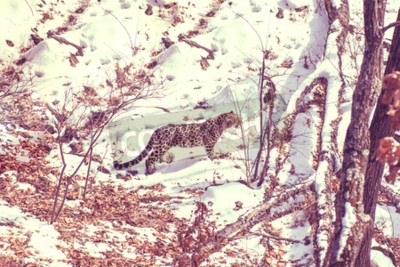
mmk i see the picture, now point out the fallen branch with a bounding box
[301,77,335,267]
[313,151,335,267]
[252,232,303,244]
[64,152,101,164]
[179,181,314,266]
[48,31,84,57]
[179,37,215,60]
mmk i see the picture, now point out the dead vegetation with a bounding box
[1,1,400,266]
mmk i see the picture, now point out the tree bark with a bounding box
[328,1,386,266]
[357,8,400,266]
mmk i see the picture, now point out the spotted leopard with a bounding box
[113,111,241,174]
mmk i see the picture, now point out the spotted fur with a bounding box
[113,111,241,174]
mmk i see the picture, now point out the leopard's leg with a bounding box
[145,160,156,175]
[205,142,218,160]
[145,145,170,175]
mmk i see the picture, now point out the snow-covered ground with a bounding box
[0,0,399,266]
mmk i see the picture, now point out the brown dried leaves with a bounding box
[377,72,400,183]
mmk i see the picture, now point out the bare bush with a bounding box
[47,63,164,223]
[0,64,33,100]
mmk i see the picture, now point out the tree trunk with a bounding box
[356,8,400,266]
[327,1,386,266]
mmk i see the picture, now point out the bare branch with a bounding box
[383,21,400,33]
[380,183,400,211]
[23,0,34,16]
[49,63,164,223]
[50,134,67,224]
[371,246,397,266]
[102,9,135,56]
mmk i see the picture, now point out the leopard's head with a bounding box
[222,111,242,129]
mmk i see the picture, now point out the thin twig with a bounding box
[230,7,271,184]
[103,9,134,55]
[54,124,104,221]
[24,0,34,16]
[258,78,276,186]
[83,146,93,199]
[229,9,265,52]
[251,54,267,182]
[50,65,163,222]
[50,136,67,224]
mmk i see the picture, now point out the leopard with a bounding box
[113,111,241,175]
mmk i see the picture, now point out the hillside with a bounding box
[0,0,400,266]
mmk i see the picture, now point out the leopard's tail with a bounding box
[113,138,154,170]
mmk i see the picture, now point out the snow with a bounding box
[338,202,357,259]
[314,160,331,254]
[371,249,396,267]
[0,200,69,267]
[0,0,399,266]
[201,182,263,224]
[376,204,400,238]
[0,1,37,57]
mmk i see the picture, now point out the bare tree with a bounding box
[327,0,387,266]
[231,11,277,186]
[356,8,400,266]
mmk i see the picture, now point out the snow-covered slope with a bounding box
[0,0,399,266]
